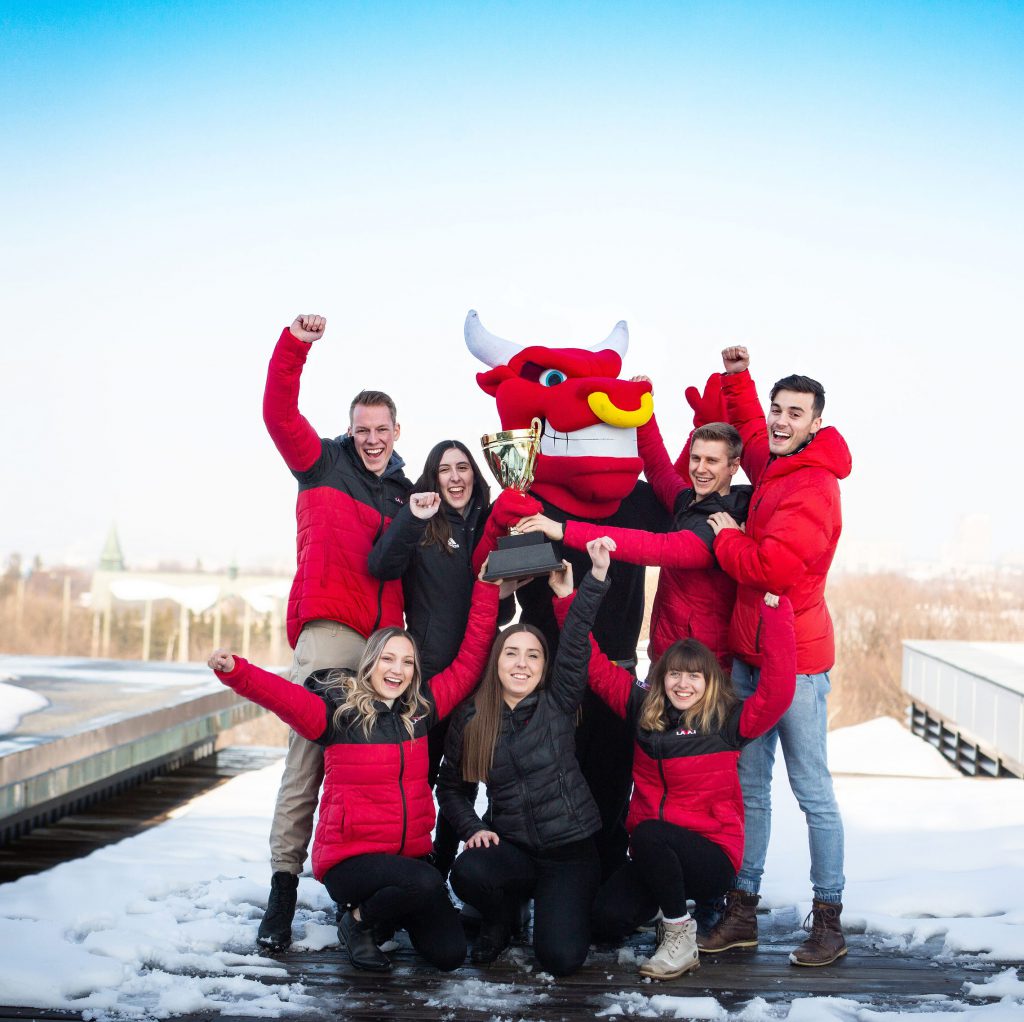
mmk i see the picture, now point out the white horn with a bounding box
[464,310,523,368]
[593,320,629,358]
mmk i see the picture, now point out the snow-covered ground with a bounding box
[0,717,1021,1020]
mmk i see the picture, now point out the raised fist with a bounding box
[721,346,750,375]
[208,649,236,673]
[290,315,326,344]
[409,492,442,520]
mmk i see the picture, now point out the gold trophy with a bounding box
[480,417,564,582]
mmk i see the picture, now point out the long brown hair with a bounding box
[321,627,429,740]
[460,623,549,782]
[414,440,490,553]
[638,639,736,734]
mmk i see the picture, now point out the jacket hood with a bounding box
[766,426,851,482]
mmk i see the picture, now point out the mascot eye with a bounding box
[539,369,567,387]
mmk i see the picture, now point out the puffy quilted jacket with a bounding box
[263,328,413,648]
[215,582,499,879]
[436,574,605,853]
[557,574,796,871]
[715,370,852,674]
[562,415,751,667]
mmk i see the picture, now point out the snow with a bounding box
[0,718,1020,1019]
[0,679,49,732]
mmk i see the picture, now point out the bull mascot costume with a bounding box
[466,310,671,876]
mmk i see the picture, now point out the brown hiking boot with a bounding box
[789,900,847,966]
[697,889,759,952]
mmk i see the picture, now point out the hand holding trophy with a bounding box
[480,417,565,582]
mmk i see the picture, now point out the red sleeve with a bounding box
[721,370,771,485]
[714,479,838,593]
[215,657,328,741]
[552,590,632,719]
[430,582,500,718]
[471,490,543,574]
[564,519,713,570]
[637,415,687,513]
[262,328,322,473]
[738,597,796,738]
[671,434,693,487]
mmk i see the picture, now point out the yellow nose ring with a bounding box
[587,391,654,428]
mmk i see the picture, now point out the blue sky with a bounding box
[2,1,1022,570]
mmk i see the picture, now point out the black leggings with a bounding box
[593,819,735,939]
[323,853,466,971]
[450,837,600,977]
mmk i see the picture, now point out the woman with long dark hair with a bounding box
[555,539,796,980]
[207,567,502,973]
[436,542,613,977]
[369,439,513,876]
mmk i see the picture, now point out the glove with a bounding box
[684,373,726,427]
[490,488,543,530]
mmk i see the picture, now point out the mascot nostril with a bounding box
[466,310,673,880]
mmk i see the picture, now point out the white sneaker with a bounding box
[639,918,700,980]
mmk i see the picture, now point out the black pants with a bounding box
[323,853,466,971]
[450,837,600,977]
[593,819,736,940]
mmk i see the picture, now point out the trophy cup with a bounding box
[480,417,564,582]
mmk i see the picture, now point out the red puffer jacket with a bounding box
[561,415,749,667]
[264,328,412,647]
[556,576,795,871]
[216,582,499,879]
[715,370,852,674]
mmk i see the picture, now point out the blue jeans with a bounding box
[731,659,845,903]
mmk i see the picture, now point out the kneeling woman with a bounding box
[207,571,501,973]
[556,539,796,980]
[437,545,611,977]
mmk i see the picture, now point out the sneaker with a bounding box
[789,900,847,967]
[639,918,700,980]
[697,889,759,952]
[470,917,511,964]
[337,910,392,972]
[256,872,298,953]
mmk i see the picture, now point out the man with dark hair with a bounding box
[257,314,412,951]
[702,345,852,967]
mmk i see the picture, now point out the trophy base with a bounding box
[482,532,564,582]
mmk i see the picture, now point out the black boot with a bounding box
[257,872,298,952]
[338,910,392,972]
[471,917,511,964]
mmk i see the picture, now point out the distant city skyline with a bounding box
[2,2,1022,571]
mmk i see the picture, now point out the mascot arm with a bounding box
[684,372,727,427]
[471,489,543,575]
[563,519,713,570]
[637,415,687,513]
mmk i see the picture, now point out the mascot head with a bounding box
[465,310,654,519]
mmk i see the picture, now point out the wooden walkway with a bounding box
[0,748,1007,1019]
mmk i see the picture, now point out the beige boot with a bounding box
[639,918,700,979]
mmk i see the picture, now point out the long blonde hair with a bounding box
[321,627,430,740]
[638,639,736,734]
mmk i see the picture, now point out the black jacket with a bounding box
[368,479,504,679]
[437,574,608,853]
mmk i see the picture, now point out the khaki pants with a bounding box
[269,619,367,875]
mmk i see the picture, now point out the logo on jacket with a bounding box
[448,538,460,550]
[675,728,698,736]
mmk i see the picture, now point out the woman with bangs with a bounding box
[552,538,797,981]
[207,562,504,974]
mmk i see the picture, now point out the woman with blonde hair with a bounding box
[552,539,796,980]
[208,567,501,973]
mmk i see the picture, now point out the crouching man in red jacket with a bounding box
[258,314,413,951]
[702,345,852,967]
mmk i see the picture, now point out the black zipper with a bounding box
[657,744,669,820]
[371,476,387,631]
[754,617,763,655]
[509,713,541,848]
[395,715,408,853]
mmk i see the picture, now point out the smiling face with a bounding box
[689,438,740,498]
[497,630,547,708]
[349,403,399,476]
[437,447,475,512]
[766,389,821,457]
[663,668,707,713]
[369,635,417,704]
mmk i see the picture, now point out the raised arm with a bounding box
[211,654,328,741]
[720,350,771,485]
[367,494,440,580]
[470,488,543,575]
[637,415,688,513]
[262,315,328,474]
[738,595,797,738]
[429,580,501,719]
